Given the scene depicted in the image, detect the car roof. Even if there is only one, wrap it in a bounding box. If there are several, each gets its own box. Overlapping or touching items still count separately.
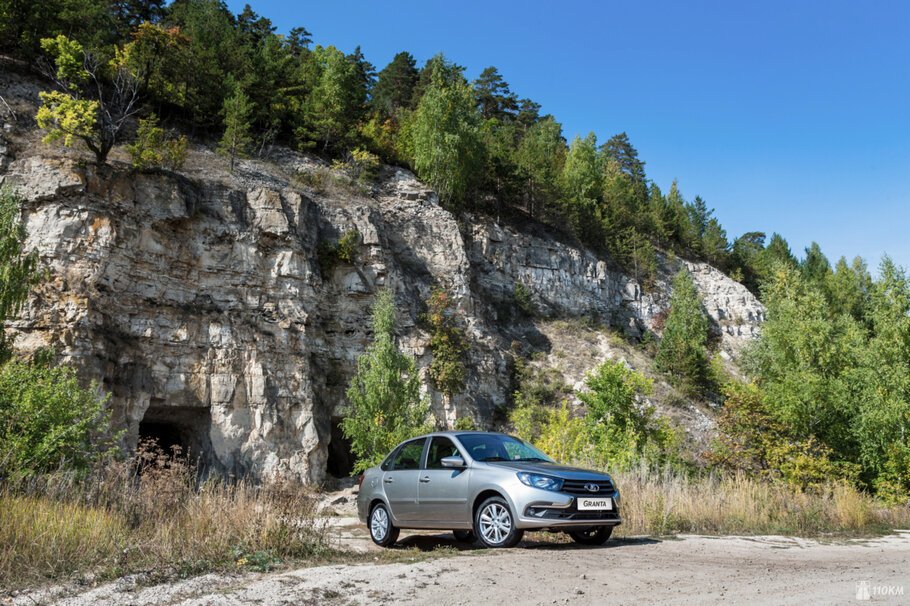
[420,430,506,438]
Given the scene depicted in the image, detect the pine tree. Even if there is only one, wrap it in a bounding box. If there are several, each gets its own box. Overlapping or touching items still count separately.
[561,132,602,244]
[655,268,710,389]
[473,66,518,121]
[371,51,418,115]
[217,86,253,170]
[516,116,565,218]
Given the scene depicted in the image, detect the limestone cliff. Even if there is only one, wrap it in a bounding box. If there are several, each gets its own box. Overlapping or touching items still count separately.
[0,83,763,484]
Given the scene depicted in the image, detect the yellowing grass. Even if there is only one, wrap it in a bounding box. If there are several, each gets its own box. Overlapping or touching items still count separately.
[0,450,332,591]
[0,495,127,582]
[609,464,910,537]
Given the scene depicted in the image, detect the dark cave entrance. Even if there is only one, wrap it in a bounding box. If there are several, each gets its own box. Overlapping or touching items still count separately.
[326,415,355,478]
[138,404,214,470]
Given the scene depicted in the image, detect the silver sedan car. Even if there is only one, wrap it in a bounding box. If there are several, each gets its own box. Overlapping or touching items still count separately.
[356,431,621,548]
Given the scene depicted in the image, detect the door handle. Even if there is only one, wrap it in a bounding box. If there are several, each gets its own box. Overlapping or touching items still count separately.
[384,477,393,483]
[419,476,431,483]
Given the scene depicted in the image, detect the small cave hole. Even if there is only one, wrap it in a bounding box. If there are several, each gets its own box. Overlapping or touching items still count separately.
[138,404,214,471]
[326,415,355,478]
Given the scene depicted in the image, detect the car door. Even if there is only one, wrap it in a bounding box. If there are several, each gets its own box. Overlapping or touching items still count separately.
[382,438,426,522]
[415,436,470,523]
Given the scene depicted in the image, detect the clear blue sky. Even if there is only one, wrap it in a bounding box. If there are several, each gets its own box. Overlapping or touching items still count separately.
[227,0,910,271]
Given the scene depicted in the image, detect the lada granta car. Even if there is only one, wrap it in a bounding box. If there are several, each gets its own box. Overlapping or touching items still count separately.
[356,431,621,548]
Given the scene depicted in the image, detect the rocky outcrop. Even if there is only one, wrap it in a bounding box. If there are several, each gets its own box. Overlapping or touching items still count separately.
[0,144,763,484]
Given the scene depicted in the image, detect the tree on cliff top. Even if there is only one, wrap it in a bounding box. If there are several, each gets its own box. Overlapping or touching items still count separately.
[35,35,142,164]
[410,54,483,205]
[341,289,430,473]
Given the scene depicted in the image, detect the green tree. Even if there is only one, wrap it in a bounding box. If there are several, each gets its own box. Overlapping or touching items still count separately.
[655,268,711,389]
[164,0,247,128]
[217,85,253,170]
[296,44,365,151]
[852,257,910,500]
[410,54,483,205]
[743,264,864,463]
[561,133,602,244]
[0,189,43,365]
[516,116,565,218]
[341,289,430,472]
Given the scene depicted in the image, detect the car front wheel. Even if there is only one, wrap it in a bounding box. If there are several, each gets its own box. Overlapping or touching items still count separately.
[369,503,400,547]
[474,496,524,548]
[568,526,613,545]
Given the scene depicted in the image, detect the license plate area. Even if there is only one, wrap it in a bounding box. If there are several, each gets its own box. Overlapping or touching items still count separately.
[576,497,613,511]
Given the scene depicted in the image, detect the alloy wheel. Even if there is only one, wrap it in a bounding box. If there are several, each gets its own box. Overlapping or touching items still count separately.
[479,502,512,545]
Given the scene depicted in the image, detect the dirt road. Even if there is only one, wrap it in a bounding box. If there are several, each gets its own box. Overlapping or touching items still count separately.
[17,528,909,606]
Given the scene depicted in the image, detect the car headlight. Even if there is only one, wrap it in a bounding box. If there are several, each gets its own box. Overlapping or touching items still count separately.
[517,472,563,491]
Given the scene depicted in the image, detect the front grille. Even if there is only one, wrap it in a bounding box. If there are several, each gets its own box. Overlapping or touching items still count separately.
[560,478,614,496]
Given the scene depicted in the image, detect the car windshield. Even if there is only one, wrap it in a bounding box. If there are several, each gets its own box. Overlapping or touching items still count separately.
[456,433,555,463]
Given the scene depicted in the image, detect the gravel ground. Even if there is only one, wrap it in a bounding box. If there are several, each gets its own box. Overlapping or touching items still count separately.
[11,530,909,605]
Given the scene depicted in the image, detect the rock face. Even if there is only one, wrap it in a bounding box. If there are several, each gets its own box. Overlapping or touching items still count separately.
[0,147,764,484]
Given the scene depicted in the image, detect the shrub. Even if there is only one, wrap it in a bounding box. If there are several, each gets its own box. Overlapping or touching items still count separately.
[126,115,188,170]
[331,148,381,188]
[707,382,859,491]
[317,229,360,277]
[423,287,467,398]
[0,359,119,476]
[513,280,534,316]
[453,416,477,431]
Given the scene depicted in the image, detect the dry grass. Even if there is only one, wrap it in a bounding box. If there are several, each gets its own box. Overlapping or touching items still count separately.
[607,462,910,538]
[0,445,333,591]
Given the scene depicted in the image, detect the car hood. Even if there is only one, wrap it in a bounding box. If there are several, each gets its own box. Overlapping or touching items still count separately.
[483,460,612,481]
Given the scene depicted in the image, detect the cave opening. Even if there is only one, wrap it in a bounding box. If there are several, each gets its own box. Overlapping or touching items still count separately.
[326,415,355,478]
[138,404,214,470]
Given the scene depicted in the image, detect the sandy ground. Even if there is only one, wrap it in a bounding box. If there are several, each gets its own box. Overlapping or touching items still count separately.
[11,527,909,606]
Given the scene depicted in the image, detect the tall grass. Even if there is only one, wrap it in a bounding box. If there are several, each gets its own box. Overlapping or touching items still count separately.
[0,445,332,590]
[609,462,910,537]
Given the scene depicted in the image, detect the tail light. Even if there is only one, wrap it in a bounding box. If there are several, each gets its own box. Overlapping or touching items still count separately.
[358,474,364,489]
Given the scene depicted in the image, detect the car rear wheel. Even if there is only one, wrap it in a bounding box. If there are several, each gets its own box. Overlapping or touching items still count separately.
[568,526,613,545]
[369,503,400,547]
[474,497,524,548]
[452,529,475,543]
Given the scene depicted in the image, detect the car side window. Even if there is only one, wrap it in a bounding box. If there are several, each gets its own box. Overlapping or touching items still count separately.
[380,450,395,471]
[391,439,425,471]
[426,437,461,469]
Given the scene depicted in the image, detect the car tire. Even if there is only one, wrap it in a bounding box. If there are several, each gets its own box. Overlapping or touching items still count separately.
[452,529,475,543]
[568,526,613,545]
[369,502,400,547]
[473,496,524,548]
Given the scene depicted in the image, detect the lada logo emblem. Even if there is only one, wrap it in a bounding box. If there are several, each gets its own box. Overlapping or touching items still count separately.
[584,483,600,493]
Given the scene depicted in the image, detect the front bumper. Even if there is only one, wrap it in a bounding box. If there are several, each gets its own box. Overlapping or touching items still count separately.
[513,487,621,530]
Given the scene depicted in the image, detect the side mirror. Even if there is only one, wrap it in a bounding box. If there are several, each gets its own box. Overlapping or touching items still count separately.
[441,456,466,469]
